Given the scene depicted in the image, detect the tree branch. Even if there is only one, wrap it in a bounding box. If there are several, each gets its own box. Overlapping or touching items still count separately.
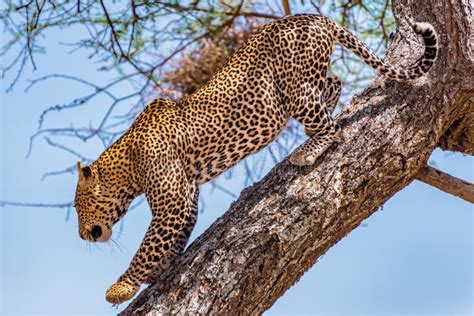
[120,0,473,314]
[415,165,474,204]
[282,0,291,16]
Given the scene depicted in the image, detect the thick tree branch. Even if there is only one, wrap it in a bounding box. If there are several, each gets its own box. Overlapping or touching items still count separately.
[416,165,474,203]
[121,0,473,314]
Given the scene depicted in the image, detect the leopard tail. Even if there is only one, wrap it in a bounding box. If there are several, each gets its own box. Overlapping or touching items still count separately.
[329,19,438,81]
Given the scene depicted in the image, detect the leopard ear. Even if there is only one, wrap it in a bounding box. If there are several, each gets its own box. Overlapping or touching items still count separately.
[77,162,92,184]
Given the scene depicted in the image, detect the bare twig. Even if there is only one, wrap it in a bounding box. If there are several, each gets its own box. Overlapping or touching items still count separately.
[282,0,291,15]
[416,165,474,204]
[0,200,72,208]
[155,1,280,20]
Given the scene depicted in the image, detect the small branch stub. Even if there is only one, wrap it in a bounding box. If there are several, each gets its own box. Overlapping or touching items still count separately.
[416,165,474,204]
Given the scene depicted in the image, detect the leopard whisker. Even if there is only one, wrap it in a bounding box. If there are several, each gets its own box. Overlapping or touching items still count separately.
[113,228,127,241]
[107,239,117,255]
[110,236,127,253]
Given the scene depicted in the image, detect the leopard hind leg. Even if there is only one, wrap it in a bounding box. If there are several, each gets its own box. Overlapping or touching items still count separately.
[289,80,341,167]
[323,76,342,115]
[303,76,342,137]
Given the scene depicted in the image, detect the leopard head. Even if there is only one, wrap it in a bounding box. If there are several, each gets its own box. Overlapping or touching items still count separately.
[74,161,134,242]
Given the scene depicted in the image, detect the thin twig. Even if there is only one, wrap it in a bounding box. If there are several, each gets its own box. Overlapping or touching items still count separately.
[0,200,72,208]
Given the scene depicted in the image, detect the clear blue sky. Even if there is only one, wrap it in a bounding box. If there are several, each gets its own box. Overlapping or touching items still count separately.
[1,15,473,316]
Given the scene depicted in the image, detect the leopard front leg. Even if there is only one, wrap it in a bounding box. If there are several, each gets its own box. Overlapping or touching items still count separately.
[105,154,198,304]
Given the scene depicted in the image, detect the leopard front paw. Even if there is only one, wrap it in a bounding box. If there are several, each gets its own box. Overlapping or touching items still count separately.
[289,150,317,166]
[105,280,139,304]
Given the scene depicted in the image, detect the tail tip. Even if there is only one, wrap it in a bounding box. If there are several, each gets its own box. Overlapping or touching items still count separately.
[414,22,437,37]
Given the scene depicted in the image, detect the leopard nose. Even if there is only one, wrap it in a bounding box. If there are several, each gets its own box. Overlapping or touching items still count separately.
[91,225,102,239]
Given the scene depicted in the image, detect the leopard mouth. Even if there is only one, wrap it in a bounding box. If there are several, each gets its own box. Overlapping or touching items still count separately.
[79,223,111,242]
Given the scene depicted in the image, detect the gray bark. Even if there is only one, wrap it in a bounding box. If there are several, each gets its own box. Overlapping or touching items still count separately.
[121,0,473,314]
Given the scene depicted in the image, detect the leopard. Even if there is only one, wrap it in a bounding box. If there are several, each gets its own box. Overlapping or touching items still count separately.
[73,14,438,304]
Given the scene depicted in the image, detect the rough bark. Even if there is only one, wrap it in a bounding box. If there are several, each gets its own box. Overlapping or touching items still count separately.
[122,0,473,314]
[438,108,474,155]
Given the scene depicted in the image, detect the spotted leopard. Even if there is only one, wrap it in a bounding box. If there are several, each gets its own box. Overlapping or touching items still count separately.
[73,14,438,304]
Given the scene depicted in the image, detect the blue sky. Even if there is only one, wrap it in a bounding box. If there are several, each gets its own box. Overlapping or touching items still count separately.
[1,14,473,316]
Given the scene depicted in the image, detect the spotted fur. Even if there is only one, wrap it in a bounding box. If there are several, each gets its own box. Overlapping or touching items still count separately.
[73,14,438,304]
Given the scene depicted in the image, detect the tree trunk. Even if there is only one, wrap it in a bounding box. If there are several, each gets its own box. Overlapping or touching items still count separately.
[121,0,473,314]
